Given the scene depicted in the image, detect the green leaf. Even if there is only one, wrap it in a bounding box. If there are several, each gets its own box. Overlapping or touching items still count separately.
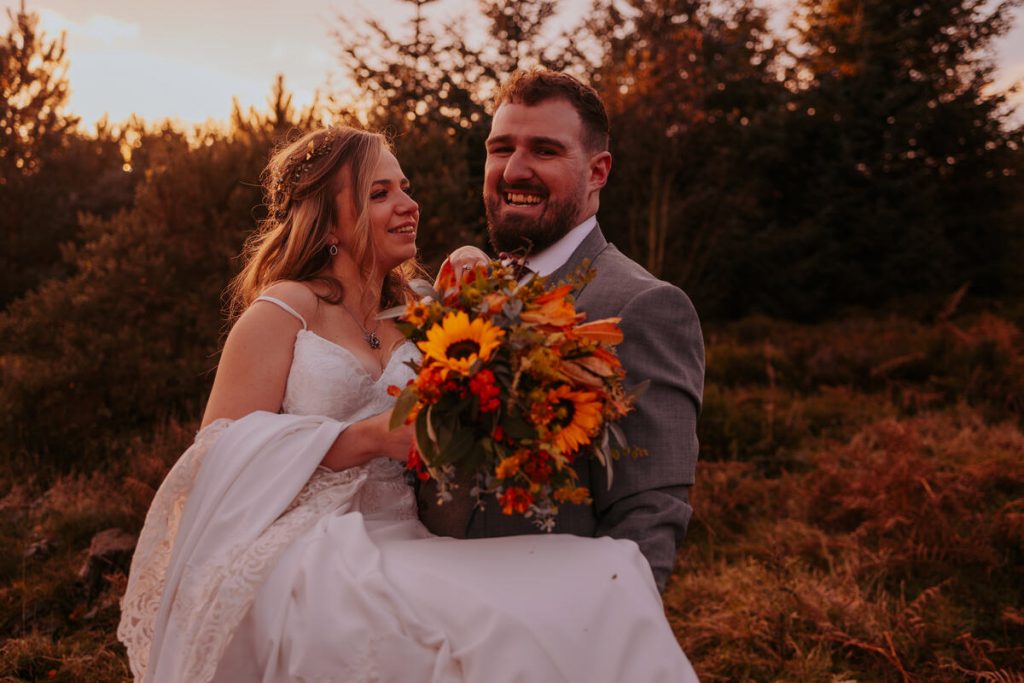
[502,411,535,440]
[415,407,438,463]
[444,428,476,462]
[389,389,418,430]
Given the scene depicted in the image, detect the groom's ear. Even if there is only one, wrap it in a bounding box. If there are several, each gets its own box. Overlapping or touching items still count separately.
[588,151,612,192]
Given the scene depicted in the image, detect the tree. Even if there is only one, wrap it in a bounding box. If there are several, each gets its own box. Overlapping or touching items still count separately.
[0,81,316,467]
[0,1,86,304]
[0,0,77,177]
[330,0,502,266]
[757,0,1024,317]
[574,0,788,317]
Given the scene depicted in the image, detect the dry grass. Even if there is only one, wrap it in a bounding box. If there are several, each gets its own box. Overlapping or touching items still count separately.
[2,314,1023,681]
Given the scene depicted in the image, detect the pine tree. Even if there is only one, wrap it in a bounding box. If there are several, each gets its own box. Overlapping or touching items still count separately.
[576,0,787,316]
[764,0,1024,317]
[0,0,77,178]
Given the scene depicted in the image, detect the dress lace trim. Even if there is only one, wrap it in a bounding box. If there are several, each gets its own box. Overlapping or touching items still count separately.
[117,421,414,683]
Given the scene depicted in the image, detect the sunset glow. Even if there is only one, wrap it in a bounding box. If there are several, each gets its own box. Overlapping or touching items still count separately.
[19,0,1024,128]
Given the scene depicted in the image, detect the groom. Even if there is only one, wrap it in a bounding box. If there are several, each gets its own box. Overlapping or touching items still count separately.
[419,69,705,592]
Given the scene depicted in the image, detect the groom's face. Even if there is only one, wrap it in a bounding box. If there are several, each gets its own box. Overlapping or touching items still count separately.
[483,98,593,255]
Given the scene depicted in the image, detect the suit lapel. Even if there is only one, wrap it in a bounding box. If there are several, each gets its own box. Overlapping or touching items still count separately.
[547,224,609,285]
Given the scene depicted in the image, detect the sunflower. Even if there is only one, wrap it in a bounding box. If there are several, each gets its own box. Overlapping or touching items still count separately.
[545,384,603,454]
[418,311,505,375]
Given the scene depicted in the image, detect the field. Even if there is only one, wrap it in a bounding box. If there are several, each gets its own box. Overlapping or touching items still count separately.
[1,311,1022,682]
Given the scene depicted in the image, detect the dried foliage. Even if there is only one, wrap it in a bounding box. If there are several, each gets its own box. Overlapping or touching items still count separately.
[3,315,1023,680]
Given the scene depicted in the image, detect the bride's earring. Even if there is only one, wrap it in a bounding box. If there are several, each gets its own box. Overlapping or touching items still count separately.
[328,244,339,257]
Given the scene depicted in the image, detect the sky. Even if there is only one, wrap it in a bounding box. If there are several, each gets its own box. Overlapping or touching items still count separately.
[10,0,1024,128]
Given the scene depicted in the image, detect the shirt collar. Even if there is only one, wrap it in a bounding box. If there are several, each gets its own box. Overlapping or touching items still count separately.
[524,215,598,277]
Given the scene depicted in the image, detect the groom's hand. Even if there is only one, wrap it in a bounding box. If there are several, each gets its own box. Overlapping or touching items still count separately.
[436,246,490,289]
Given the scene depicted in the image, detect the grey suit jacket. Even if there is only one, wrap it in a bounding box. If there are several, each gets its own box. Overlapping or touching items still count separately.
[418,225,705,591]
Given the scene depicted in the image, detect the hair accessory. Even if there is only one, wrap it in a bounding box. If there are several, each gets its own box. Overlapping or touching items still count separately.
[271,129,337,219]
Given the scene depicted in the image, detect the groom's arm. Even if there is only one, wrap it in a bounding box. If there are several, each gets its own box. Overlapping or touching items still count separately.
[592,283,705,592]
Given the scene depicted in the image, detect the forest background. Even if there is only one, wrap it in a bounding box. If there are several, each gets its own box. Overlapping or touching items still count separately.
[2,0,1024,680]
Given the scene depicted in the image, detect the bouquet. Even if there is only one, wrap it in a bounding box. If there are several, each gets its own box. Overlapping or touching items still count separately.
[386,258,645,531]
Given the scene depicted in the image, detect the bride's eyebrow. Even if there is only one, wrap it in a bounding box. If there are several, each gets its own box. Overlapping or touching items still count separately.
[371,178,410,187]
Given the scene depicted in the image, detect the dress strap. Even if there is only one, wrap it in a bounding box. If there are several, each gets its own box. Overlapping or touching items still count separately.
[254,295,308,330]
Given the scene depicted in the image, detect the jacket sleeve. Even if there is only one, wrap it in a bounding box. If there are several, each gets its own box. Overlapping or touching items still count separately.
[592,283,705,591]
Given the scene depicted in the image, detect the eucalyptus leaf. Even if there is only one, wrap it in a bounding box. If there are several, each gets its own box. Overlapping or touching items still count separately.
[376,304,406,320]
[627,379,651,400]
[389,389,418,430]
[594,439,614,490]
[409,278,439,299]
[609,422,628,450]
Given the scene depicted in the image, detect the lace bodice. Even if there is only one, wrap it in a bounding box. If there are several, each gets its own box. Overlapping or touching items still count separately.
[284,330,421,520]
[284,330,418,421]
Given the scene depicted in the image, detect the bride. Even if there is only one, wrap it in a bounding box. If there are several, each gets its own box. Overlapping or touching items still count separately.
[118,125,699,683]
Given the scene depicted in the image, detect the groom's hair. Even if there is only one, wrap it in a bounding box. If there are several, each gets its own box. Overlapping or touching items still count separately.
[495,69,610,153]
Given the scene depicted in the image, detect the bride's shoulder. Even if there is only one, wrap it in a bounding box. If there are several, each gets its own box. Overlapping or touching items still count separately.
[254,281,318,321]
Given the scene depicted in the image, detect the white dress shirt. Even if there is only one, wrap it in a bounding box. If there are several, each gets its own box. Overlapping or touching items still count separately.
[524,215,598,276]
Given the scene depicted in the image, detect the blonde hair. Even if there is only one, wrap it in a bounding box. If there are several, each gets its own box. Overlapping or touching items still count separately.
[226,126,416,321]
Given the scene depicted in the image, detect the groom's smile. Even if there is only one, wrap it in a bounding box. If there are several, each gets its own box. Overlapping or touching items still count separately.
[484,99,601,254]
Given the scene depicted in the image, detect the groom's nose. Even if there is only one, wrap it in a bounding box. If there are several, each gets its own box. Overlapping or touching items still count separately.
[502,150,533,183]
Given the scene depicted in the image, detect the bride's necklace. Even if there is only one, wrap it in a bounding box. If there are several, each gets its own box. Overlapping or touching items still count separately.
[340,302,382,350]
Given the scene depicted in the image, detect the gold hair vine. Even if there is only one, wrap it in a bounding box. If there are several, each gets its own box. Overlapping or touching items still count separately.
[271,131,336,219]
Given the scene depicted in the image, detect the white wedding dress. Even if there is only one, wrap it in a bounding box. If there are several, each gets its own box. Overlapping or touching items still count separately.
[118,297,699,683]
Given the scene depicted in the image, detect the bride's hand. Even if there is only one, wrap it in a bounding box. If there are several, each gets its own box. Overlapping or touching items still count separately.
[436,245,490,288]
[375,410,416,463]
[321,410,414,470]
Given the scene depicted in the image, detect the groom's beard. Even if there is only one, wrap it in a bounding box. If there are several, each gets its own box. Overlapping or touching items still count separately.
[485,179,586,256]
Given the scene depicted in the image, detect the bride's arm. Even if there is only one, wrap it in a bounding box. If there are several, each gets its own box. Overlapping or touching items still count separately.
[201,290,413,470]
[201,300,298,428]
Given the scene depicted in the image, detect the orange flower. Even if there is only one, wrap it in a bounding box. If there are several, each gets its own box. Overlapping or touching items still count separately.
[482,292,509,316]
[404,302,431,326]
[559,360,605,387]
[520,284,581,327]
[529,399,555,427]
[554,485,591,505]
[545,384,603,454]
[495,451,527,479]
[499,487,534,515]
[572,318,624,344]
[418,311,504,375]
[435,259,459,296]
[415,363,448,403]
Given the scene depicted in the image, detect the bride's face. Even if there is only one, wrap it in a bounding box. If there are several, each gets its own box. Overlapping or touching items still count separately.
[334,150,419,272]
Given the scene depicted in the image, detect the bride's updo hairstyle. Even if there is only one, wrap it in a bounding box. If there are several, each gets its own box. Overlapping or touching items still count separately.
[227,126,415,321]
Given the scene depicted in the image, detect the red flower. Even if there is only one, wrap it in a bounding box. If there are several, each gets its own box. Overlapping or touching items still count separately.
[406,445,430,481]
[523,450,553,484]
[492,424,506,443]
[499,487,534,515]
[469,369,501,412]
